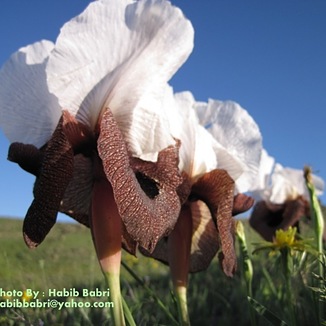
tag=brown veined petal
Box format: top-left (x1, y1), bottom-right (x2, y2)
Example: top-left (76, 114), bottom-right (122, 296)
top-left (59, 154), bottom-right (93, 227)
top-left (232, 193), bottom-right (255, 216)
top-left (249, 196), bottom-right (309, 242)
top-left (139, 200), bottom-right (219, 273)
top-left (191, 169), bottom-right (236, 277)
top-left (58, 150), bottom-right (138, 255)
top-left (61, 110), bottom-right (95, 155)
top-left (23, 113), bottom-right (74, 248)
top-left (8, 142), bottom-right (43, 177)
top-left (279, 196), bottom-right (309, 229)
top-left (97, 108), bottom-right (183, 252)
top-left (189, 200), bottom-right (220, 272)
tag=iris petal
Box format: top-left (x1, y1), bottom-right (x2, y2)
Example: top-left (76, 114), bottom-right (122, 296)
top-left (0, 40), bottom-right (60, 148)
top-left (191, 169), bottom-right (236, 277)
top-left (46, 0), bottom-right (194, 159)
top-left (195, 100), bottom-right (262, 193)
top-left (97, 108), bottom-right (183, 252)
top-left (23, 114), bottom-right (74, 248)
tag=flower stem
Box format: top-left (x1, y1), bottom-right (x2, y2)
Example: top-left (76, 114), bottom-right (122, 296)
top-left (304, 166), bottom-right (325, 323)
top-left (168, 206), bottom-right (192, 326)
top-left (280, 247), bottom-right (296, 326)
top-left (91, 177), bottom-right (125, 326)
top-left (236, 221), bottom-right (256, 326)
top-left (304, 167), bottom-right (324, 269)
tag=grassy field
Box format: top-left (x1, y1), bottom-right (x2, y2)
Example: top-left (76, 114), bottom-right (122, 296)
top-left (0, 217), bottom-right (324, 325)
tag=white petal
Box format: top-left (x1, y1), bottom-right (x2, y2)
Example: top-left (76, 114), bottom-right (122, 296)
top-left (172, 91), bottom-right (244, 181)
top-left (270, 164), bottom-right (324, 203)
top-left (311, 174), bottom-right (324, 196)
top-left (172, 92), bottom-right (217, 178)
top-left (195, 100), bottom-right (262, 192)
top-left (115, 84), bottom-right (177, 161)
top-left (46, 0), bottom-right (194, 158)
top-left (0, 40), bottom-right (61, 148)
top-left (253, 157), bottom-right (325, 204)
top-left (250, 149), bottom-right (275, 201)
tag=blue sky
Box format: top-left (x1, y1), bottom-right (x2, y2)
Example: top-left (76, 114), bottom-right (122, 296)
top-left (0, 0), bottom-right (326, 221)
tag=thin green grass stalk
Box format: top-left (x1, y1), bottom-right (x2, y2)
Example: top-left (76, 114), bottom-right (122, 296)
top-left (121, 260), bottom-right (179, 326)
top-left (248, 297), bottom-right (288, 326)
top-left (304, 166), bottom-right (325, 322)
top-left (121, 296), bottom-right (136, 326)
top-left (261, 267), bottom-right (280, 300)
top-left (236, 221), bottom-right (256, 326)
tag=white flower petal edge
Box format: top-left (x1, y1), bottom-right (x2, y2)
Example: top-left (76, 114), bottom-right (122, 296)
top-left (46, 0), bottom-right (194, 160)
top-left (250, 149), bottom-right (275, 201)
top-left (0, 40), bottom-right (61, 148)
top-left (171, 91), bottom-right (243, 182)
top-left (195, 99), bottom-right (262, 193)
top-left (251, 149), bottom-right (324, 204)
top-left (269, 164), bottom-right (324, 204)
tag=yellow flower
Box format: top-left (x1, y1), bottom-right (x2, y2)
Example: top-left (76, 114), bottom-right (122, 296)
top-left (273, 227), bottom-right (297, 248)
top-left (21, 291), bottom-right (33, 302)
top-left (253, 226), bottom-right (317, 257)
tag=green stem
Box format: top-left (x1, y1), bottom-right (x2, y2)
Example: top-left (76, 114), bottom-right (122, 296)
top-left (174, 286), bottom-right (189, 326)
top-left (280, 248), bottom-right (295, 326)
top-left (103, 272), bottom-right (125, 325)
top-left (304, 167), bottom-right (324, 262)
top-left (304, 166), bottom-right (325, 322)
top-left (236, 221), bottom-right (256, 326)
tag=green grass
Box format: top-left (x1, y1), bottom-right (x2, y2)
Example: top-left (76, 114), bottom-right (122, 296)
top-left (0, 217), bottom-right (324, 325)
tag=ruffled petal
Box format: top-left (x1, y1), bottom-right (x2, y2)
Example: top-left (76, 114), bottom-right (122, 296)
top-left (23, 113), bottom-right (74, 248)
top-left (97, 108), bottom-right (183, 252)
top-left (249, 197), bottom-right (309, 242)
top-left (46, 0), bottom-right (194, 158)
top-left (250, 149), bottom-right (275, 200)
top-left (195, 100), bottom-right (262, 193)
top-left (232, 193), bottom-right (255, 216)
top-left (270, 164), bottom-right (324, 203)
top-left (8, 143), bottom-right (43, 176)
top-left (252, 150), bottom-right (324, 204)
top-left (188, 200), bottom-right (219, 272)
top-left (191, 169), bottom-right (236, 277)
top-left (172, 92), bottom-right (244, 182)
top-left (59, 154), bottom-right (93, 227)
top-left (139, 200), bottom-right (219, 273)
top-left (0, 40), bottom-right (61, 148)
top-left (172, 92), bottom-right (217, 177)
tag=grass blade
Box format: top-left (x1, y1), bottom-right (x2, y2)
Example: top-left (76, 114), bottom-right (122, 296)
top-left (121, 260), bottom-right (178, 326)
top-left (248, 296), bottom-right (288, 326)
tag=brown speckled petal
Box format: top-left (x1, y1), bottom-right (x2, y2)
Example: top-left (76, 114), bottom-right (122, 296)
top-left (191, 169), bottom-right (236, 277)
top-left (23, 114), bottom-right (74, 248)
top-left (142, 200), bottom-right (220, 272)
top-left (59, 154), bottom-right (93, 227)
top-left (232, 193), bottom-right (255, 216)
top-left (61, 110), bottom-right (95, 155)
top-left (97, 108), bottom-right (183, 252)
top-left (188, 200), bottom-right (219, 272)
top-left (249, 196), bottom-right (309, 242)
top-left (8, 142), bottom-right (43, 176)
